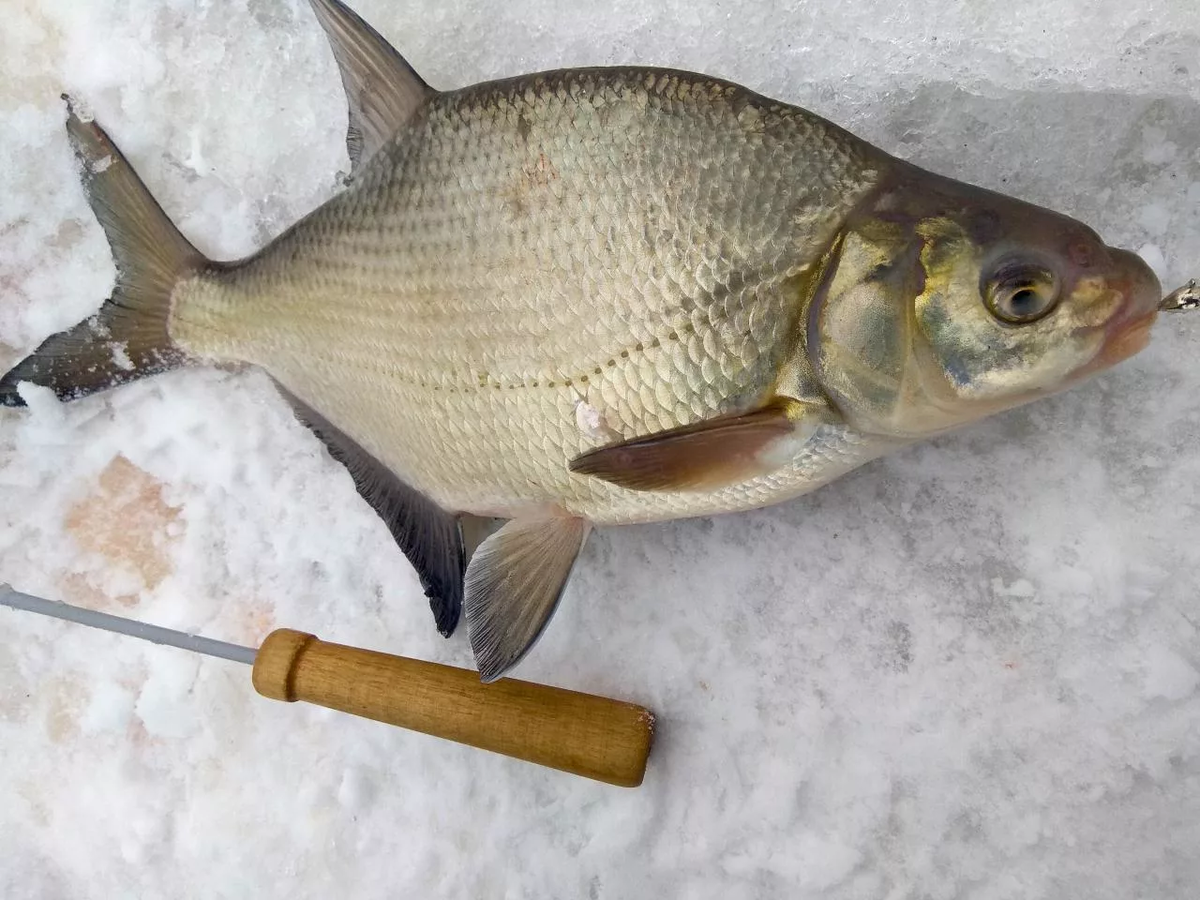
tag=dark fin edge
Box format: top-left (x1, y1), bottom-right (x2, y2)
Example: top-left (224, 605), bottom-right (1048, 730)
top-left (1, 96), bottom-right (204, 407)
top-left (278, 385), bottom-right (465, 637)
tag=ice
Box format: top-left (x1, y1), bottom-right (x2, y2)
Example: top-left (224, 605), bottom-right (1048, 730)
top-left (336, 765), bottom-right (377, 811)
top-left (78, 680), bottom-right (135, 735)
top-left (1139, 202), bottom-right (1173, 238)
top-left (1137, 242), bottom-right (1169, 282)
top-left (1, 0), bottom-right (1199, 898)
top-left (1141, 647), bottom-right (1200, 702)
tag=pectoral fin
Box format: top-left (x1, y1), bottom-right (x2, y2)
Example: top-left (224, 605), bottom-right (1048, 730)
top-left (465, 514), bottom-right (589, 682)
top-left (568, 397), bottom-right (823, 491)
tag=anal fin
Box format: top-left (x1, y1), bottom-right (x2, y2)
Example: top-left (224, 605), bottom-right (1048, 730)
top-left (465, 514), bottom-right (589, 682)
top-left (278, 386), bottom-right (464, 637)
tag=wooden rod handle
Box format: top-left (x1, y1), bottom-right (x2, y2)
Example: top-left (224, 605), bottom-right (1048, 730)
top-left (251, 629), bottom-right (655, 787)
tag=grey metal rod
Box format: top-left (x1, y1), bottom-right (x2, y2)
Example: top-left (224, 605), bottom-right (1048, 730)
top-left (0, 583), bottom-right (257, 665)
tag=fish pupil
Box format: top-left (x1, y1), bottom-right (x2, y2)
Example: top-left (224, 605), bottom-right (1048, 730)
top-left (1010, 288), bottom-right (1039, 313)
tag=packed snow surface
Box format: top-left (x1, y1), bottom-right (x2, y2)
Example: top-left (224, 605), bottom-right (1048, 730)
top-left (1, 1), bottom-right (1198, 897)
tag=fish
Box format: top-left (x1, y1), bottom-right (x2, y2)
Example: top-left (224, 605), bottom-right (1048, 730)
top-left (0, 0), bottom-right (1164, 681)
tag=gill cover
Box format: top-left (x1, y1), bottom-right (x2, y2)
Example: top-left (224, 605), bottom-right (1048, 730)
top-left (805, 208), bottom-right (952, 439)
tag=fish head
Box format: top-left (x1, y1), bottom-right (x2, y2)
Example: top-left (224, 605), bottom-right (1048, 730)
top-left (807, 163), bottom-right (1162, 439)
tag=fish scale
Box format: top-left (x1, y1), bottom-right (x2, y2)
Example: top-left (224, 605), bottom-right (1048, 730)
top-left (3, 0), bottom-right (1163, 678)
top-left (171, 68), bottom-right (883, 524)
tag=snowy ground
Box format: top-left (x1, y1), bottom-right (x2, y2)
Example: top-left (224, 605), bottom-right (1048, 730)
top-left (2, 1), bottom-right (1199, 897)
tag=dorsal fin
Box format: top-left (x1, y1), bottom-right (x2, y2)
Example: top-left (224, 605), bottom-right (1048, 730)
top-left (308, 0), bottom-right (433, 175)
top-left (277, 385), bottom-right (464, 637)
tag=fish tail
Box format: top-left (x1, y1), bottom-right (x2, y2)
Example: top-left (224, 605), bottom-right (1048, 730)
top-left (0, 96), bottom-right (207, 407)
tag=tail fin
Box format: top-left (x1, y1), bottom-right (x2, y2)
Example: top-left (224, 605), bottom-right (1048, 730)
top-left (0, 96), bottom-right (206, 407)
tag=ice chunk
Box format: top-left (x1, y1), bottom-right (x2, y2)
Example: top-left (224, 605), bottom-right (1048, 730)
top-left (1143, 647), bottom-right (1200, 701)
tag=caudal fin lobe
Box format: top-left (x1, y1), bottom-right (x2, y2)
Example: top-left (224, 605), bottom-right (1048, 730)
top-left (0, 96), bottom-right (206, 407)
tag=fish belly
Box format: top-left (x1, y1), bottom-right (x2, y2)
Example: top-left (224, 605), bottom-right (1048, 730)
top-left (169, 68), bottom-right (888, 524)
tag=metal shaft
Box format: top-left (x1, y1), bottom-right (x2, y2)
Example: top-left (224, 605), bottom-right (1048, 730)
top-left (0, 583), bottom-right (257, 665)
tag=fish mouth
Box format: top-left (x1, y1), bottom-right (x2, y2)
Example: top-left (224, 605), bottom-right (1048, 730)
top-left (1100, 311), bottom-right (1156, 365)
top-left (1097, 248), bottom-right (1162, 365)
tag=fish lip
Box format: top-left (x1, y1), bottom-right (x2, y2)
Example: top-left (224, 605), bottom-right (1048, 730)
top-left (1089, 248), bottom-right (1162, 366)
top-left (1100, 311), bottom-right (1156, 365)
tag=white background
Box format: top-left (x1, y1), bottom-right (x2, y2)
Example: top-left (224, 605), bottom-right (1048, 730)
top-left (1, 1), bottom-right (1198, 897)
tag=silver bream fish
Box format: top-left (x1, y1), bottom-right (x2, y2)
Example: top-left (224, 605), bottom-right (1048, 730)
top-left (1, 0), bottom-right (1165, 680)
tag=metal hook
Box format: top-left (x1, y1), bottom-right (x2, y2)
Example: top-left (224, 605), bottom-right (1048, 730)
top-left (1160, 279), bottom-right (1200, 312)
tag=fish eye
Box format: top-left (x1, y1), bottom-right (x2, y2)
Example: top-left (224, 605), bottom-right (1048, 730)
top-left (982, 258), bottom-right (1060, 324)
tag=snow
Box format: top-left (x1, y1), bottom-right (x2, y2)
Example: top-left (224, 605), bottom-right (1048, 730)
top-left (1, 0), bottom-right (1199, 897)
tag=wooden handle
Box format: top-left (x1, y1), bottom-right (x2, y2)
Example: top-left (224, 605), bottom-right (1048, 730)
top-left (251, 629), bottom-right (654, 787)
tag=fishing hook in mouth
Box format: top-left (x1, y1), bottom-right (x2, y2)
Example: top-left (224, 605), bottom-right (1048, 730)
top-left (1160, 279), bottom-right (1200, 312)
